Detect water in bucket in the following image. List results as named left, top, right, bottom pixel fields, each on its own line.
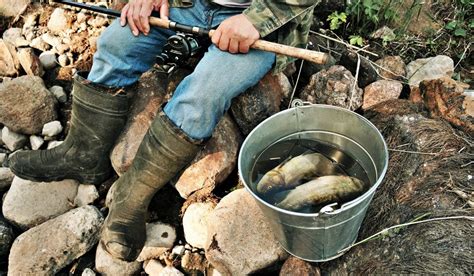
left=250, top=138, right=370, bottom=213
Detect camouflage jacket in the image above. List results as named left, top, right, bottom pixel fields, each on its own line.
left=170, top=0, right=320, bottom=72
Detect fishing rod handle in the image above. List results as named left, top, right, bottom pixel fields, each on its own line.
left=150, top=17, right=329, bottom=65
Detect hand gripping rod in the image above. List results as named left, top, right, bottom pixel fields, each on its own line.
left=53, top=0, right=329, bottom=64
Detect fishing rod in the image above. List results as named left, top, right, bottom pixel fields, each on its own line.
left=53, top=0, right=329, bottom=65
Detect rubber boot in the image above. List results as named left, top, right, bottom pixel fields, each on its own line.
left=9, top=73, right=129, bottom=185
left=101, top=110, right=204, bottom=261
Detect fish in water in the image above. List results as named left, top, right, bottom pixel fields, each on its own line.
left=256, top=152, right=345, bottom=195
left=275, top=175, right=366, bottom=211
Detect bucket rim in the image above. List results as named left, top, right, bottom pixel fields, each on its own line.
left=237, top=104, right=389, bottom=218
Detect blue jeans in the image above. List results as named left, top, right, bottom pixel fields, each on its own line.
left=88, top=0, right=275, bottom=139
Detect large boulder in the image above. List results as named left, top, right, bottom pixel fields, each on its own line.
left=205, top=189, right=288, bottom=275
left=300, top=65, right=363, bottom=111
left=230, top=72, right=291, bottom=135
left=0, top=76, right=57, bottom=135
left=2, top=177, right=79, bottom=229
left=8, top=206, right=103, bottom=275
left=172, top=114, right=242, bottom=199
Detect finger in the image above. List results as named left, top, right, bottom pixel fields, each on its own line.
left=218, top=32, right=230, bottom=51
left=127, top=5, right=139, bottom=36
left=139, top=4, right=152, bottom=34
left=120, top=4, right=129, bottom=26
left=133, top=2, right=144, bottom=34
left=229, top=38, right=239, bottom=54
left=211, top=29, right=221, bottom=46
left=159, top=1, right=169, bottom=20
left=239, top=40, right=251, bottom=53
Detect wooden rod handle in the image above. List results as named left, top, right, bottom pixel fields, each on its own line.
left=148, top=19, right=329, bottom=64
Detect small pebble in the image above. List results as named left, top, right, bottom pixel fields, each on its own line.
left=81, top=268, right=96, bottom=276
left=47, top=141, right=64, bottom=149
left=29, top=135, right=44, bottom=150
left=42, top=121, right=63, bottom=137
left=49, top=86, right=67, bottom=103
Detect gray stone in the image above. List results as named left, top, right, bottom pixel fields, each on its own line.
left=74, top=184, right=99, bottom=207
left=39, top=51, right=57, bottom=69
left=183, top=202, right=215, bottom=249
left=205, top=189, right=288, bottom=275
left=300, top=65, right=363, bottom=111
left=3, top=176, right=79, bottom=229
left=18, top=47, right=44, bottom=76
left=0, top=153, right=6, bottom=163
left=0, top=76, right=58, bottom=135
left=0, top=39, right=19, bottom=76
left=81, top=268, right=96, bottom=276
left=47, top=140, right=64, bottom=149
left=144, top=259, right=165, bottom=276
left=49, top=85, right=67, bottom=103
left=42, top=120, right=63, bottom=137
left=30, top=37, right=50, bottom=52
left=41, top=33, right=62, bottom=49
left=0, top=167, right=14, bottom=191
left=95, top=242, right=142, bottom=276
left=230, top=72, right=291, bottom=135
left=173, top=114, right=242, bottom=198
left=137, top=222, right=177, bottom=262
left=48, top=8, right=70, bottom=34
left=29, top=135, right=45, bottom=150
left=2, top=28, right=23, bottom=46
left=2, top=127, right=27, bottom=151
left=0, top=216, right=15, bottom=257
left=362, top=80, right=403, bottom=110
left=8, top=206, right=103, bottom=275
left=407, top=55, right=454, bottom=86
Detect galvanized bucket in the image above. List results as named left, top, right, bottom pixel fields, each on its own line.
left=238, top=104, right=388, bottom=262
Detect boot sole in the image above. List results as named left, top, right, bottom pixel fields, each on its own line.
left=10, top=166, right=110, bottom=185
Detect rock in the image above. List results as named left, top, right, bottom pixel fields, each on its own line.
left=30, top=37, right=51, bottom=52
left=182, top=202, right=215, bottom=249
left=81, top=268, right=96, bottom=276
left=74, top=184, right=99, bottom=207
left=8, top=206, right=103, bottom=275
left=2, top=176, right=79, bottom=229
left=58, top=54, right=69, bottom=67
left=181, top=251, right=207, bottom=274
left=110, top=70, right=169, bottom=175
left=76, top=12, right=88, bottom=24
left=362, top=80, right=403, bottom=110
left=0, top=153, right=6, bottom=164
left=0, top=167, right=14, bottom=191
left=230, top=72, right=291, bottom=135
left=41, top=33, right=62, bottom=49
left=88, top=15, right=109, bottom=28
left=171, top=245, right=185, bottom=256
left=42, top=120, right=63, bottom=137
left=370, top=26, right=395, bottom=40
left=205, top=189, right=288, bottom=275
left=48, top=8, right=70, bottom=34
left=339, top=50, right=378, bottom=88
left=0, top=216, right=15, bottom=257
left=29, top=135, right=45, bottom=150
left=279, top=257, right=321, bottom=276
left=0, top=0, right=29, bottom=16
left=0, top=39, right=19, bottom=76
left=18, top=47, right=44, bottom=76
left=420, top=77, right=473, bottom=134
left=95, top=242, right=142, bottom=276
left=56, top=44, right=70, bottom=55
left=137, top=222, right=177, bottom=262
left=49, top=85, right=68, bottom=103
left=39, top=51, right=57, bottom=69
left=300, top=65, right=363, bottom=111
left=144, top=259, right=165, bottom=276
left=375, top=56, right=406, bottom=80
left=173, top=114, right=242, bottom=198
left=464, top=90, right=474, bottom=117
left=158, top=267, right=185, bottom=276
left=2, top=127, right=27, bottom=151
left=23, top=13, right=38, bottom=29
left=47, top=140, right=64, bottom=149
left=2, top=28, right=24, bottom=46
left=406, top=55, right=454, bottom=86
left=0, top=76, right=58, bottom=135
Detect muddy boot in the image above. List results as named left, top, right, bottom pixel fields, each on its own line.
left=101, top=110, right=204, bottom=261
left=9, top=73, right=129, bottom=185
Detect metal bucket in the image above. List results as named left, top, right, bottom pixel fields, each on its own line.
left=238, top=104, right=388, bottom=262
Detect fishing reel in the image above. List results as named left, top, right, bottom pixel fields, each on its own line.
left=156, top=33, right=204, bottom=72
